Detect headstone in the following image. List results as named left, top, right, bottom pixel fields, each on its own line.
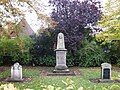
left=101, top=63, right=111, bottom=80
left=53, top=33, right=69, bottom=73
left=11, top=62, right=23, bottom=81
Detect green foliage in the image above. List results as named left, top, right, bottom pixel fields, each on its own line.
left=1, top=79, right=120, bottom=90
left=111, top=41, right=120, bottom=66
left=31, top=28, right=55, bottom=57
left=97, top=0, right=120, bottom=43
left=0, top=83, right=18, bottom=90
left=66, top=51, right=75, bottom=66
left=31, top=28, right=56, bottom=66
left=101, top=41, right=120, bottom=66
left=0, top=36, right=33, bottom=65
left=32, top=55, right=55, bottom=66
left=96, top=0, right=120, bottom=66
left=0, top=83, right=33, bottom=90
left=110, top=85, right=120, bottom=90
left=77, top=39, right=108, bottom=67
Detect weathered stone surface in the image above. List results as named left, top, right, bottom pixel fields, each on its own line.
left=11, top=62, right=23, bottom=81
left=57, top=33, right=65, bottom=49
left=55, top=50, right=67, bottom=69
left=55, top=65, right=68, bottom=70
left=54, top=33, right=69, bottom=72
left=101, top=63, right=111, bottom=80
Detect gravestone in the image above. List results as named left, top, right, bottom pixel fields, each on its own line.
left=53, top=33, right=69, bottom=73
left=101, top=63, right=111, bottom=81
left=11, top=62, right=23, bottom=81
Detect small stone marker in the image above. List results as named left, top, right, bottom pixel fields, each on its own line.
left=53, top=33, right=69, bottom=73
left=101, top=63, right=111, bottom=81
left=11, top=62, right=23, bottom=81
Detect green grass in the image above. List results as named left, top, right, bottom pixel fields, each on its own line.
left=0, top=67, right=120, bottom=90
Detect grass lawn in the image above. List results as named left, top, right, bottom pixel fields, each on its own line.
left=0, top=67, right=120, bottom=90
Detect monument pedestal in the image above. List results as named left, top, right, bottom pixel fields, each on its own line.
left=55, top=65, right=68, bottom=69
left=53, top=49, right=69, bottom=73
left=53, top=33, right=69, bottom=73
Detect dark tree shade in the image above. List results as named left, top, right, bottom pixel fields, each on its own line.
left=49, top=0, right=102, bottom=50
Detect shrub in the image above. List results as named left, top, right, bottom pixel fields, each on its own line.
left=32, top=55, right=55, bottom=66
left=0, top=36, right=33, bottom=65
left=66, top=51, right=75, bottom=66
left=77, top=39, right=109, bottom=67
left=99, top=41, right=120, bottom=66
left=109, top=41, right=120, bottom=66
left=30, top=28, right=56, bottom=66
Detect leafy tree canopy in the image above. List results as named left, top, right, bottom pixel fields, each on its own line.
left=0, top=0, right=56, bottom=37
left=49, top=0, right=102, bottom=51
left=96, top=0, right=120, bottom=43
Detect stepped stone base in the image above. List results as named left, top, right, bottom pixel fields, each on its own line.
left=55, top=65, right=68, bottom=70
left=7, top=79, right=23, bottom=82
left=53, top=69, right=69, bottom=73
left=0, top=77, right=32, bottom=82
left=47, top=70, right=76, bottom=76
left=99, top=79, right=111, bottom=82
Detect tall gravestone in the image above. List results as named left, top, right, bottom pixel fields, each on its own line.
left=101, top=63, right=111, bottom=81
left=53, top=33, right=69, bottom=73
left=11, top=62, right=23, bottom=81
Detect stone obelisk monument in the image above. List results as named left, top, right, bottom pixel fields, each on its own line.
left=53, top=32, right=69, bottom=73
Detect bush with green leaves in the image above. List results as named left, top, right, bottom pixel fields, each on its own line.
left=77, top=39, right=109, bottom=67
left=97, top=40, right=120, bottom=66
left=32, top=55, right=55, bottom=66
left=0, top=36, right=33, bottom=65
left=30, top=28, right=79, bottom=66
left=66, top=51, right=76, bottom=66
left=108, top=41, right=120, bottom=66
left=30, top=29, right=56, bottom=66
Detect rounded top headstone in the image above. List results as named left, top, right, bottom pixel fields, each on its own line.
left=101, top=63, right=111, bottom=68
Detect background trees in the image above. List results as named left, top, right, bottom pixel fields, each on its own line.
left=30, top=0, right=105, bottom=66
left=1, top=0, right=120, bottom=66
left=0, top=0, right=56, bottom=65
left=0, top=0, right=55, bottom=37
left=96, top=0, right=120, bottom=65
left=49, top=0, right=102, bottom=52
left=97, top=0, right=120, bottom=42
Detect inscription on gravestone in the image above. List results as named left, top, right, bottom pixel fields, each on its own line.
left=103, top=68, right=110, bottom=79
